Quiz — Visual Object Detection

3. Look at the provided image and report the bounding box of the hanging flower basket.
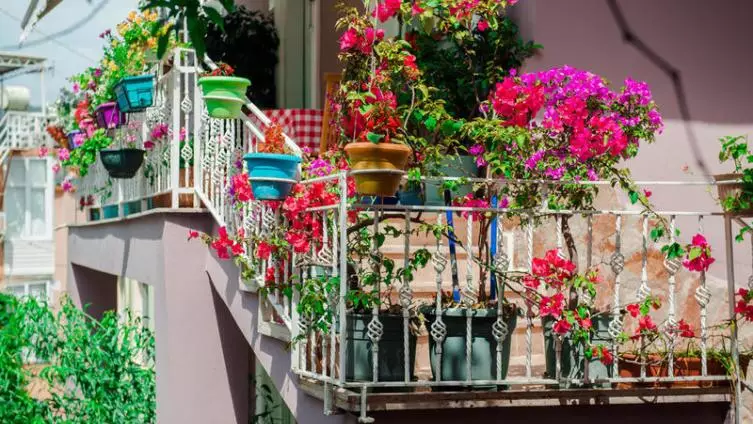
[243,153,301,200]
[198,76,250,119]
[95,102,126,129]
[100,148,146,179]
[344,142,412,197]
[114,74,155,113]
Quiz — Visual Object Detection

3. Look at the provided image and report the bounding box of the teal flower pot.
[397,183,424,206]
[424,307,517,385]
[243,153,300,200]
[543,315,613,388]
[425,155,478,206]
[198,76,250,119]
[114,74,155,112]
[344,313,417,382]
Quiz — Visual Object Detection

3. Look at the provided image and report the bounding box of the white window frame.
[5,157,54,241]
[5,279,51,302]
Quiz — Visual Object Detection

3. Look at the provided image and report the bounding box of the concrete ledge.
[299,377,731,412]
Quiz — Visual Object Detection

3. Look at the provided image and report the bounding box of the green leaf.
[424,116,438,132]
[156,33,170,60]
[628,190,639,205]
[202,6,225,32]
[366,132,385,144]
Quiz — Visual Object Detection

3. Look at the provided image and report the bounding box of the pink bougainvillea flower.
[188,230,200,240]
[38,146,49,158]
[411,2,424,16]
[256,241,274,260]
[522,275,540,290]
[374,0,401,22]
[58,148,70,161]
[339,27,359,51]
[477,19,489,32]
[599,346,614,365]
[643,189,652,198]
[676,319,695,338]
[540,293,565,319]
[553,318,572,335]
[52,163,61,173]
[626,303,640,318]
[683,233,715,273]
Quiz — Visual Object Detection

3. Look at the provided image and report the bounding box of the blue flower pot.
[243,153,301,200]
[360,195,399,205]
[114,74,155,112]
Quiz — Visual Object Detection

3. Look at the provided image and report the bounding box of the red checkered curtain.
[248,109,323,154]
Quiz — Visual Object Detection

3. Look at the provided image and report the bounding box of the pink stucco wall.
[512,0,753,285]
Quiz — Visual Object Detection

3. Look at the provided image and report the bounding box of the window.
[5,280,50,301]
[5,158,53,239]
[118,277,154,331]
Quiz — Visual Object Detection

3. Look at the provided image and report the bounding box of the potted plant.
[205,6,279,108]
[716,135,753,217]
[100,129,146,179]
[198,63,250,119]
[62,129,113,177]
[113,75,155,113]
[243,122,301,200]
[95,101,127,129]
[523,249,614,387]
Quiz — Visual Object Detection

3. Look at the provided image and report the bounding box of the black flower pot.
[100,149,146,179]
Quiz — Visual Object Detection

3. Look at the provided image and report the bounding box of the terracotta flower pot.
[344,142,412,197]
[714,173,753,216]
[618,353,750,388]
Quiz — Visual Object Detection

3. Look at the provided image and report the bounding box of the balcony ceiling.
[0,52,47,76]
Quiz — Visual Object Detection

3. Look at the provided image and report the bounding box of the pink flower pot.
[95,102,126,129]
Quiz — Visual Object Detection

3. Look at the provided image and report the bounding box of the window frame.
[5,157,54,241]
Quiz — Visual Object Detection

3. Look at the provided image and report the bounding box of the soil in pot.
[345,142,412,197]
[543,315,613,388]
[423,306,518,388]
[618,353,751,389]
[100,149,146,179]
[345,313,417,383]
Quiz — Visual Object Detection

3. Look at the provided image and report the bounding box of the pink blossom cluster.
[339,26,385,54]
[682,233,715,273]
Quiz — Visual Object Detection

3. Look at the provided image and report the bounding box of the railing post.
[724,216,742,424]
[170,49,181,208]
[338,172,348,385]
[192,50,202,204]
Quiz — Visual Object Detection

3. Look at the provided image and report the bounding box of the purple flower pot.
[95,102,126,129]
[67,130,84,149]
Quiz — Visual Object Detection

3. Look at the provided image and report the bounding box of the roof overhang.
[0,52,47,76]
[20,0,64,43]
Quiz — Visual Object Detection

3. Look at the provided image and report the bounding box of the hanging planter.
[95,102,126,129]
[198,63,250,119]
[100,148,146,179]
[114,74,155,113]
[67,130,84,149]
[345,142,412,197]
[243,122,299,200]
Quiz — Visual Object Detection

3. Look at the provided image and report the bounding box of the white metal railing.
[0,110,53,150]
[231,175,747,421]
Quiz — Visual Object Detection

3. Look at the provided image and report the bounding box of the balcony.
[69,48,751,423]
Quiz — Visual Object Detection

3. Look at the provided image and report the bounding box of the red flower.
[643,189,652,198]
[632,315,658,339]
[522,275,540,290]
[374,0,401,22]
[553,319,572,335]
[579,317,592,330]
[286,231,310,253]
[676,319,695,338]
[257,241,274,260]
[599,346,614,365]
[683,233,715,273]
[477,19,489,32]
[531,257,549,277]
[540,293,565,319]
[626,303,640,318]
[188,230,200,240]
[411,3,424,16]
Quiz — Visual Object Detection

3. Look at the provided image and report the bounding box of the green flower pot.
[425,155,478,206]
[543,315,613,388]
[424,307,517,385]
[344,313,417,383]
[198,76,251,119]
